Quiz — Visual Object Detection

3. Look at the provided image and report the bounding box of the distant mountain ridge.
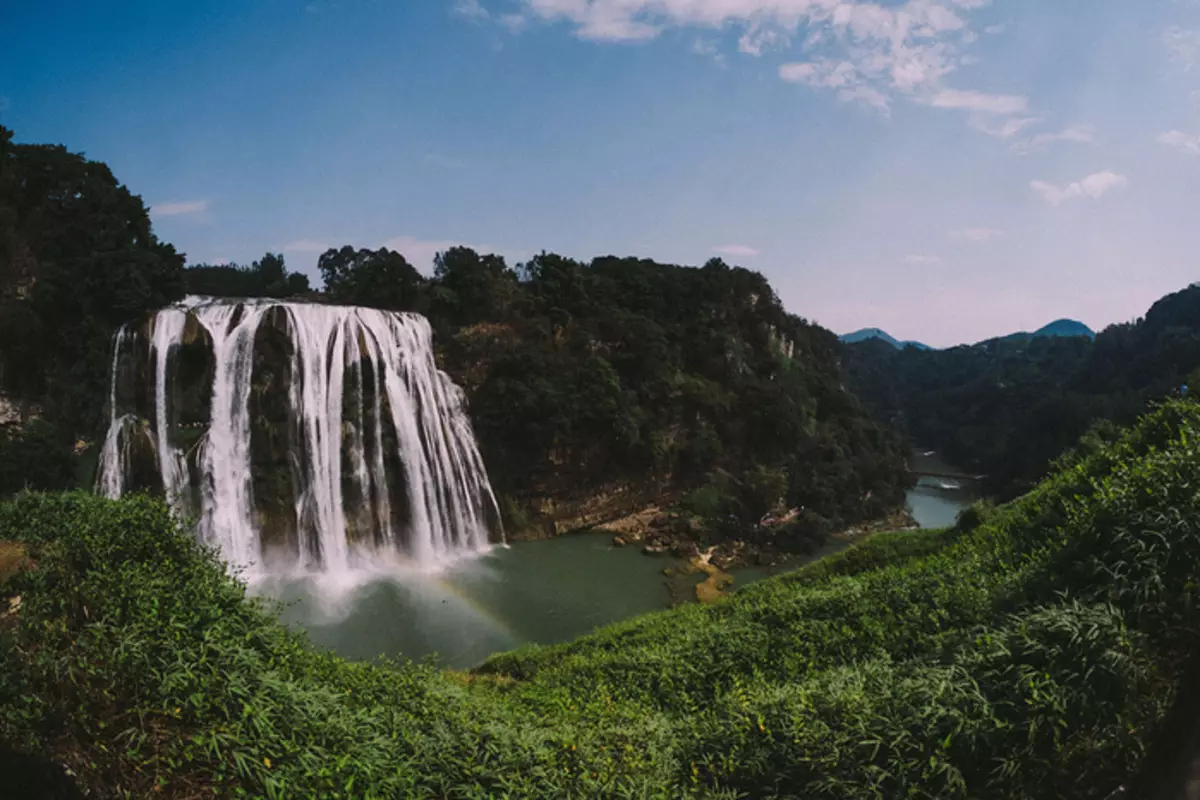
[841,319,1095,350]
[839,328,931,350]
[991,319,1096,347]
[1033,319,1096,340]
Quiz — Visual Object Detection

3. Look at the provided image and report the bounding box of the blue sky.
[2,0,1198,346]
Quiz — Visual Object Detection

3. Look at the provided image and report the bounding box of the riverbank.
[595,503,919,571]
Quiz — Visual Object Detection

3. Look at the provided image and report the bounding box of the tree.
[318,246,425,311]
[432,247,520,326]
[184,253,309,298]
[0,129,186,435]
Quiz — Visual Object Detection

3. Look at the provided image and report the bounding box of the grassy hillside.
[5,401,1200,797]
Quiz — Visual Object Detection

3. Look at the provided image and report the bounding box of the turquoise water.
[272,458,973,669]
[270,533,693,669]
[906,450,976,529]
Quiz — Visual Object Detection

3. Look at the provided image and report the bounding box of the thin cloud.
[498,13,528,32]
[1158,130,1200,155]
[928,89,1028,115]
[1015,125,1096,153]
[1164,26,1200,71]
[1030,171,1127,206]
[904,254,944,265]
[151,200,208,216]
[778,61,893,112]
[454,0,490,21]
[512,0,1016,123]
[969,115,1041,139]
[713,244,760,257]
[738,25,789,57]
[692,37,727,65]
[951,228,1003,243]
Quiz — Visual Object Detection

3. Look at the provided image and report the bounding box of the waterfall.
[95,326,133,499]
[194,303,269,570]
[151,308,192,514]
[96,296,502,574]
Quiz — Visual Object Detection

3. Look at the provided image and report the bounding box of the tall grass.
[4,401,1200,797]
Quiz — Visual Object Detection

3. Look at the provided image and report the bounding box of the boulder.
[671,540,700,559]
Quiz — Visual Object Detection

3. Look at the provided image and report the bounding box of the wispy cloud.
[151,199,208,216]
[454,0,490,22]
[1014,124,1095,153]
[1164,26,1200,71]
[280,239,330,254]
[506,0,1017,123]
[951,227,1003,243]
[778,61,894,112]
[928,89,1028,115]
[1158,130,1200,155]
[738,26,789,57]
[969,115,1041,139]
[0,96,10,113]
[904,254,944,265]
[498,13,527,32]
[970,116,1095,151]
[713,244,760,257]
[1030,171,1127,206]
[692,37,727,65]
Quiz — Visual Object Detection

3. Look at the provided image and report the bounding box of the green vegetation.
[0,419,76,496]
[317,245,912,543]
[0,125,185,438]
[5,400,1200,797]
[843,282,1200,497]
[184,253,311,298]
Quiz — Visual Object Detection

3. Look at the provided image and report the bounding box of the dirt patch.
[0,541,30,588]
[829,509,919,543]
[690,547,734,604]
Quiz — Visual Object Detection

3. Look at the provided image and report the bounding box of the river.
[273,457,973,669]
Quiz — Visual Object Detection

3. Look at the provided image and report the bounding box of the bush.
[0,420,75,497]
[953,499,995,533]
[680,484,728,519]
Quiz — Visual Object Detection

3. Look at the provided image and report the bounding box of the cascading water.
[95,297,503,576]
[151,307,193,514]
[96,325,133,499]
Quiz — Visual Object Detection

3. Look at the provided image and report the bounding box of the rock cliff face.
[95,297,503,574]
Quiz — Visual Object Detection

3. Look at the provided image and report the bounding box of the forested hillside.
[843,283,1200,497]
[0,125,186,493]
[310,245,912,543]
